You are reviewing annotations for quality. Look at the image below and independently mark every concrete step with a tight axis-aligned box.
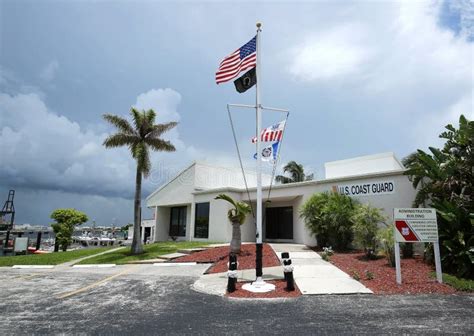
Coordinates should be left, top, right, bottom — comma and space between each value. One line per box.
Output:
126, 258, 167, 264
177, 247, 208, 254
159, 252, 189, 260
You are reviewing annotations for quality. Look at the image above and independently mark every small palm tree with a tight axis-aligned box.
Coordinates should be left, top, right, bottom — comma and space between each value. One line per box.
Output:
275, 160, 313, 184
103, 108, 177, 255
215, 194, 251, 254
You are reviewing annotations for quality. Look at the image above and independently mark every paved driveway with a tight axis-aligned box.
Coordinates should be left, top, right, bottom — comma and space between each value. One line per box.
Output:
0, 265, 472, 335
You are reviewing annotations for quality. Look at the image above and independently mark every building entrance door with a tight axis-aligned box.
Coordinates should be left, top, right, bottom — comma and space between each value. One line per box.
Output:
265, 206, 293, 240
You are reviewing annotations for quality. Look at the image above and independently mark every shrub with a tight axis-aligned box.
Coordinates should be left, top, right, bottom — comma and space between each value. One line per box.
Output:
351, 270, 361, 281
351, 204, 386, 259
403, 115, 474, 279
320, 246, 334, 261
300, 192, 356, 250
365, 270, 374, 280
377, 225, 395, 267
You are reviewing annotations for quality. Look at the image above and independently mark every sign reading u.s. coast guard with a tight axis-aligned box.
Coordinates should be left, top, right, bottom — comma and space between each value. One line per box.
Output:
393, 208, 438, 242
333, 180, 395, 196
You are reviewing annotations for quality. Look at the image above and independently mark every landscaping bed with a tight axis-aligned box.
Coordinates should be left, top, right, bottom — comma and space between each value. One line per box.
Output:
329, 252, 457, 294
227, 280, 301, 299
174, 243, 281, 274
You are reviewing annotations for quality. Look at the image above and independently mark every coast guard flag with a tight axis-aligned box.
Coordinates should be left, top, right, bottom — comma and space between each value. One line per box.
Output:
251, 120, 286, 143
253, 142, 280, 162
216, 36, 257, 84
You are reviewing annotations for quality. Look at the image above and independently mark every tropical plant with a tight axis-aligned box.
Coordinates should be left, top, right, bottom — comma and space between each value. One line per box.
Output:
103, 108, 177, 255
275, 161, 314, 184
377, 225, 395, 267
215, 194, 251, 254
50, 208, 88, 252
403, 115, 473, 278
300, 191, 356, 250
351, 204, 386, 259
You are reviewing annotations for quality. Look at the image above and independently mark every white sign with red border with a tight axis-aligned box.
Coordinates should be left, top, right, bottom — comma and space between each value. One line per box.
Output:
392, 208, 442, 285
393, 208, 438, 242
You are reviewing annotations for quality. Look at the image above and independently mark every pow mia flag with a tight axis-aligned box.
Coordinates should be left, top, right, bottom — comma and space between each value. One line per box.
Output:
234, 68, 256, 93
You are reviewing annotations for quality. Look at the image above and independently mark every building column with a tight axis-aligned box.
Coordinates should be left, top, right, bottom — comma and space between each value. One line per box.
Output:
189, 203, 195, 241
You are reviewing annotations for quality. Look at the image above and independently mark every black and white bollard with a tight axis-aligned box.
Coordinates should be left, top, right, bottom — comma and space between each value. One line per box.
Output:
227, 254, 238, 293
281, 252, 295, 291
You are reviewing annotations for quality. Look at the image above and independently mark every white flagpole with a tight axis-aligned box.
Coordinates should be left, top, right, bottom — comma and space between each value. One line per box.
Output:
255, 22, 263, 279
242, 22, 275, 293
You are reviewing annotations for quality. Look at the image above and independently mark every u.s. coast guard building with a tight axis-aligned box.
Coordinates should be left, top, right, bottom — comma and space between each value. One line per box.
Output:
142, 152, 417, 245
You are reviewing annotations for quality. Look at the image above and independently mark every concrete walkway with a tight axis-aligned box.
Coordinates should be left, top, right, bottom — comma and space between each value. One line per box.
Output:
58, 247, 124, 267
270, 244, 372, 295
193, 243, 372, 296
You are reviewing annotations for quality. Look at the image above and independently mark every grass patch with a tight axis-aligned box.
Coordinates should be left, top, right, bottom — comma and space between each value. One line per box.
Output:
78, 241, 214, 264
0, 247, 114, 266
431, 272, 474, 292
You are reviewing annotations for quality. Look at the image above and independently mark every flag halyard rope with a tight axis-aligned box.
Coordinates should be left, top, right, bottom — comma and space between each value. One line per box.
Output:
226, 104, 290, 224
226, 104, 256, 220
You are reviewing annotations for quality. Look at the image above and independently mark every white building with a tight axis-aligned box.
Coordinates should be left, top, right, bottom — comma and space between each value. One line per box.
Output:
145, 153, 417, 246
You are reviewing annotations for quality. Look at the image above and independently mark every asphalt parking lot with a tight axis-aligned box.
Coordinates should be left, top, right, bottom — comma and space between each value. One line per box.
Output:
0, 265, 473, 335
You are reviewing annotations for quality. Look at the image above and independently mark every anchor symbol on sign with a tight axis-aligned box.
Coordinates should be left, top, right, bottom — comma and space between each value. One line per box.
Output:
402, 227, 409, 236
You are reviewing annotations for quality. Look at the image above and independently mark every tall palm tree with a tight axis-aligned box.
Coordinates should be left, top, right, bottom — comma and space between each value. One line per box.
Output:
103, 108, 177, 255
275, 160, 313, 184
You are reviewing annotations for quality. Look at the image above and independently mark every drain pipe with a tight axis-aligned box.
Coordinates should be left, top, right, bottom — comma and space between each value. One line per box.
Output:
227, 254, 238, 293
281, 252, 295, 291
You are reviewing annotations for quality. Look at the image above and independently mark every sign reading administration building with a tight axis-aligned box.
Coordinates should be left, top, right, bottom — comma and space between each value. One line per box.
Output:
393, 208, 438, 242
333, 180, 395, 196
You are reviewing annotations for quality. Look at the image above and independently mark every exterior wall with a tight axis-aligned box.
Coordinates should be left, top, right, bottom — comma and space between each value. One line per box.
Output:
325, 152, 403, 179
146, 161, 417, 247
195, 170, 416, 245
147, 165, 196, 207
194, 191, 242, 243
194, 163, 271, 190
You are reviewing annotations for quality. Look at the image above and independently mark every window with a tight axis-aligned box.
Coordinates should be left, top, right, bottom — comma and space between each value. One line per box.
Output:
169, 206, 187, 237
194, 202, 210, 239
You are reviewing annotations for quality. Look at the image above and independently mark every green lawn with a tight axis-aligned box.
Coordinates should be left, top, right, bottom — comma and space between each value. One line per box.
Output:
431, 272, 474, 292
0, 247, 114, 266
77, 241, 214, 265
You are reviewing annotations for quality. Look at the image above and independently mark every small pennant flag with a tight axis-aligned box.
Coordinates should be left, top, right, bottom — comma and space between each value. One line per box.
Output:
216, 36, 257, 84
253, 142, 280, 162
251, 120, 286, 143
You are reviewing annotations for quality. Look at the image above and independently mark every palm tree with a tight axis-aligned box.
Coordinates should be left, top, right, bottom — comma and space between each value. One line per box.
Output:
103, 108, 177, 255
215, 194, 251, 254
275, 161, 313, 184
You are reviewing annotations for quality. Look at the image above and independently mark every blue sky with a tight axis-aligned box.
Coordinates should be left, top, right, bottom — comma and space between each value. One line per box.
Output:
0, 0, 472, 226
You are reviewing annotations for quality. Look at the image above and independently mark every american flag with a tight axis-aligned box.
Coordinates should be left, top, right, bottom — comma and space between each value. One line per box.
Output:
215, 36, 257, 84
251, 120, 286, 143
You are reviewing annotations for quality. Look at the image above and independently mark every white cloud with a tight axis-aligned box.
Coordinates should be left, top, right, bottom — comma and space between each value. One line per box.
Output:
0, 88, 203, 198
39, 60, 59, 82
284, 0, 472, 152
134, 88, 181, 122
287, 23, 373, 82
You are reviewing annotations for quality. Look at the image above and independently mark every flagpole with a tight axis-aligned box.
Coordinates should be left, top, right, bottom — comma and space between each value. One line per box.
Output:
242, 22, 275, 293
255, 22, 263, 281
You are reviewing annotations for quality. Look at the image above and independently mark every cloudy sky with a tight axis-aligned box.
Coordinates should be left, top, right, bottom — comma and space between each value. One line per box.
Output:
0, 0, 472, 226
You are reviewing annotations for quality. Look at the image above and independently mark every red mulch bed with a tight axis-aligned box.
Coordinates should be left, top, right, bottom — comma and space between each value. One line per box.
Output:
174, 243, 281, 274
227, 280, 301, 299
329, 252, 457, 295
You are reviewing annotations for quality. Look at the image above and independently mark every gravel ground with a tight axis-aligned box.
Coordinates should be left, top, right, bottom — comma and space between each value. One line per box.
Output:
0, 266, 473, 335
330, 252, 456, 294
